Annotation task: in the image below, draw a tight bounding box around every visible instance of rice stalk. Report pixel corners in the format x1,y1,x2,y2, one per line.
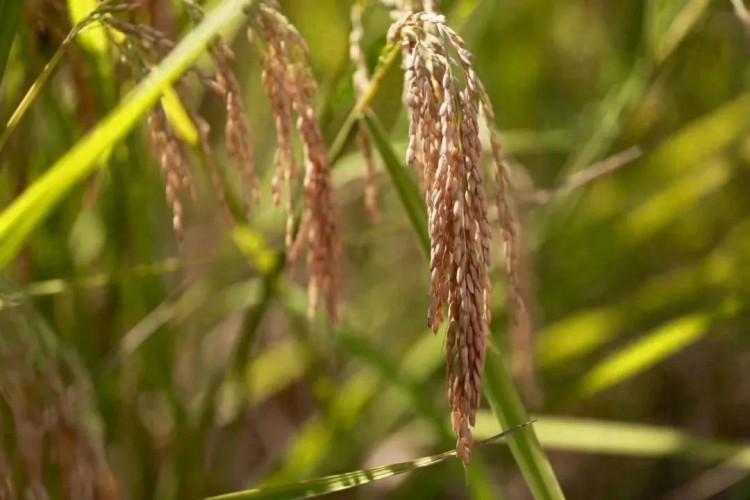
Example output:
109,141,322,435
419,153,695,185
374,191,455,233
389,10,527,464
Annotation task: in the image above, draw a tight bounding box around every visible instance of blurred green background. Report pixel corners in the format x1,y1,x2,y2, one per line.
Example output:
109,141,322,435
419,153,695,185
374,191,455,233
2,0,750,498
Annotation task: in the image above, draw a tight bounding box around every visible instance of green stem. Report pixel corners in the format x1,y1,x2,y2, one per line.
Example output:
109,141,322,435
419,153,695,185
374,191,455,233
0,45,67,154
328,43,400,164
0,0,126,155
484,354,565,500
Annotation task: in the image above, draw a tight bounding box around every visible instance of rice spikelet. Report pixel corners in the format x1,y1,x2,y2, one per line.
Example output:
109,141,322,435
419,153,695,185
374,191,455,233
252,5,342,322
184,0,260,218
390,11,523,464
212,40,260,214
147,106,194,242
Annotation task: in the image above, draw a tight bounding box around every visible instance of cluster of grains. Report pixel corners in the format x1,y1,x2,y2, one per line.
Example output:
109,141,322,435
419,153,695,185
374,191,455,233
0,352,118,499
106,1,341,322
389,11,522,464
104,17,176,53
349,1,380,222
94,3,257,236
210,38,260,214
99,11,201,242
183,0,261,218
1,276,119,499
147,107,195,241
251,5,342,322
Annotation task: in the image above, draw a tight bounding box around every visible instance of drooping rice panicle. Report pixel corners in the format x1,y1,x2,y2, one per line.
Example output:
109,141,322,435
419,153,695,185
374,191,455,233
390,10,524,464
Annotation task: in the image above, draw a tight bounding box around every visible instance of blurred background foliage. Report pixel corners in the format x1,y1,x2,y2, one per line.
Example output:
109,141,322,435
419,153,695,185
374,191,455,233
2,0,750,498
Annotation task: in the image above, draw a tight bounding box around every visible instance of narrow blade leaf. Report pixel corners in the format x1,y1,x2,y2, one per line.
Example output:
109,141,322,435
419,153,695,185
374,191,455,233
205,423,532,500
362,111,430,255
0,0,257,270
0,0,22,83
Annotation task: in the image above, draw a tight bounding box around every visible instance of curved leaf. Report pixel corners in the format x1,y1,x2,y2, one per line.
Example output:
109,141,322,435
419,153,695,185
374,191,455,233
475,414,750,469
362,111,429,255
205,423,533,500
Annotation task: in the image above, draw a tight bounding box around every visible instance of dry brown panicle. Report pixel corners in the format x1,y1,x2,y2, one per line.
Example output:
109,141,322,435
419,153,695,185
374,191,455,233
247,16,298,246
105,1,262,241
389,11,521,465
104,17,177,53
147,106,195,242
1,352,119,499
180,0,261,220
103,12,202,243
209,39,260,214
116,1,340,323
251,5,342,323
34,5,185,247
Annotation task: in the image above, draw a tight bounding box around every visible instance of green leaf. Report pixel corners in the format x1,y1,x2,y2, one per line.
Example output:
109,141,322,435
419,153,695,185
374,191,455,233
484,354,565,500
334,328,502,499
536,94,750,370
0,0,22,83
336,331,448,434
67,0,108,54
362,111,430,255
328,43,400,164
161,85,200,146
654,0,713,65
572,313,712,399
0,0,258,271
264,325,435,483
475,413,750,469
205,423,532,500
0,43,67,154
208,450,455,500
564,0,714,176
1,2,112,153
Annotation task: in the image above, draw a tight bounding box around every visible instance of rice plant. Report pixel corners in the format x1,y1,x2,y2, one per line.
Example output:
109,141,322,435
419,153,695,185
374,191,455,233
2,0,750,499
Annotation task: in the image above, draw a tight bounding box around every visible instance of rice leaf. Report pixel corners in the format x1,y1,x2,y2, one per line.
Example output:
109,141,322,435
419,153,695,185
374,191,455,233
67,0,108,54
484,354,565,500
475,413,750,469
209,448,455,499
335,329,501,498
205,423,533,500
362,111,430,255
161,85,200,146
573,313,713,399
0,0,258,270
0,0,22,84
564,0,714,175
